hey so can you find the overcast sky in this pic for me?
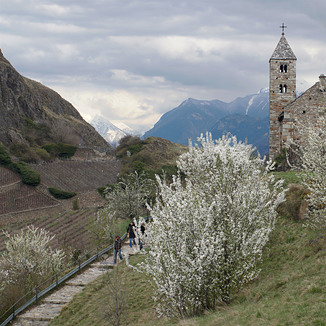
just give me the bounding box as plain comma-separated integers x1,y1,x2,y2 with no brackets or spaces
1,0,325,132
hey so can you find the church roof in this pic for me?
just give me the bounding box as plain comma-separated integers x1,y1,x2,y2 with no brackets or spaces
270,34,296,61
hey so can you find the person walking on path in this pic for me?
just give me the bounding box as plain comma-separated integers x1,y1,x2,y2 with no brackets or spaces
114,236,123,264
127,222,136,247
139,224,145,250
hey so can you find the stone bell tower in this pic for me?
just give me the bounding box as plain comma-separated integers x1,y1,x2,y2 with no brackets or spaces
269,24,297,160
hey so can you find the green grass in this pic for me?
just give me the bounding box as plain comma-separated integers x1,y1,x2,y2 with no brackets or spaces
272,171,301,187
49,213,326,326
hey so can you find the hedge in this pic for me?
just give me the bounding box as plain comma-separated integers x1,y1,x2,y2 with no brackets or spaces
42,143,77,158
0,145,41,186
48,187,77,199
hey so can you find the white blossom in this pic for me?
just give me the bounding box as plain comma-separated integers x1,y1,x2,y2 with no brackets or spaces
289,114,326,229
139,133,285,318
0,225,65,294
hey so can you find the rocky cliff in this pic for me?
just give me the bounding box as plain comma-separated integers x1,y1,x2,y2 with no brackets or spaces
0,49,109,154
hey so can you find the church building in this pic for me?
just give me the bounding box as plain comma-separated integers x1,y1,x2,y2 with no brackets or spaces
268,27,326,160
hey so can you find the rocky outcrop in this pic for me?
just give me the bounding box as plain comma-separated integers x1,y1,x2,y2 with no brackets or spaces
0,49,109,151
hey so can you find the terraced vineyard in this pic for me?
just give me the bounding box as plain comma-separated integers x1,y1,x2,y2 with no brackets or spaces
0,208,98,253
0,184,59,215
0,157,122,253
0,167,20,186
31,159,121,192
0,166,59,216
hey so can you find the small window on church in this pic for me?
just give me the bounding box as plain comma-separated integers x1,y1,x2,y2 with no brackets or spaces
283,85,287,93
284,65,287,73
280,65,284,73
303,110,306,114
279,84,283,93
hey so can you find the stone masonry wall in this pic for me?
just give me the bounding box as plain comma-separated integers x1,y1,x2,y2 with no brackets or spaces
282,76,326,147
269,59,296,160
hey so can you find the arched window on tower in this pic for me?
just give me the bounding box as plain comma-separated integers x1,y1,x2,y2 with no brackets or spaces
280,65,284,73
279,84,283,93
283,84,287,93
284,64,287,73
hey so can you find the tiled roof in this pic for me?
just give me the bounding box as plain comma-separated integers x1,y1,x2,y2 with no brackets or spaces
270,35,296,60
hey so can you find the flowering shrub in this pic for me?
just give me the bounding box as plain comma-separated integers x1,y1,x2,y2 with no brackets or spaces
141,133,285,318
292,115,326,229
0,226,65,302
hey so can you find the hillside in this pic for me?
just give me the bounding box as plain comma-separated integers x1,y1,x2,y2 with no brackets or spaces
49,196,326,326
0,135,186,255
116,135,187,176
31,159,121,192
0,49,110,161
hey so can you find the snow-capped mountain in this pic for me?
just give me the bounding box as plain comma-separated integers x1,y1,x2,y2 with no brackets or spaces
90,115,136,147
143,89,269,155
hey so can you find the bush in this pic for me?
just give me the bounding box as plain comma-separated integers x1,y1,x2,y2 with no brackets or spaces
131,160,145,173
116,136,144,158
127,143,143,156
48,187,77,199
0,144,11,165
0,226,65,311
97,186,106,197
42,143,77,158
57,143,77,158
3,160,41,186
35,148,51,161
273,148,290,171
9,143,43,163
0,144,41,185
72,199,79,210
15,162,41,186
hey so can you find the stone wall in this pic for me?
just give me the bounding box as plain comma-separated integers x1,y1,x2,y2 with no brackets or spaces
269,59,296,159
282,75,326,146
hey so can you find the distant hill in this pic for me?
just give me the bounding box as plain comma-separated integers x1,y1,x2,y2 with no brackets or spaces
116,135,187,176
0,49,110,161
143,89,269,155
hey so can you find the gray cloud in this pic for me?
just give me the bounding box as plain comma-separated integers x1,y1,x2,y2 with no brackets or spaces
0,0,325,132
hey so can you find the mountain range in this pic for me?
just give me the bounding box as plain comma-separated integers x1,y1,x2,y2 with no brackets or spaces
143,88,269,155
0,46,270,158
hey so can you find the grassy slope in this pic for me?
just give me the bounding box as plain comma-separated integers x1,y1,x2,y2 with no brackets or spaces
50,215,326,326
116,136,187,176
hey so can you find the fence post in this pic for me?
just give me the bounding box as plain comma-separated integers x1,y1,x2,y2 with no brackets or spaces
35,287,38,303
56,274,58,287
96,247,99,259
12,304,15,318
78,259,81,271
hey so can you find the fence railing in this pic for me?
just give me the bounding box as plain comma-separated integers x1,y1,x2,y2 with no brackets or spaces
0,232,127,326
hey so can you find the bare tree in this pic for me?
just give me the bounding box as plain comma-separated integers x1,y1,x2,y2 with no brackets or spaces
88,207,117,247
103,265,127,326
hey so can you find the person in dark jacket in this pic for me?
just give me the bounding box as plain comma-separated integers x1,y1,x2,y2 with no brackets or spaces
139,224,145,250
127,222,136,247
114,236,123,264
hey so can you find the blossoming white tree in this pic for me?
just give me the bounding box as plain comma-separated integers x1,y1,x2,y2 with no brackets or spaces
0,226,65,305
141,133,285,318
291,115,326,229
104,171,155,219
